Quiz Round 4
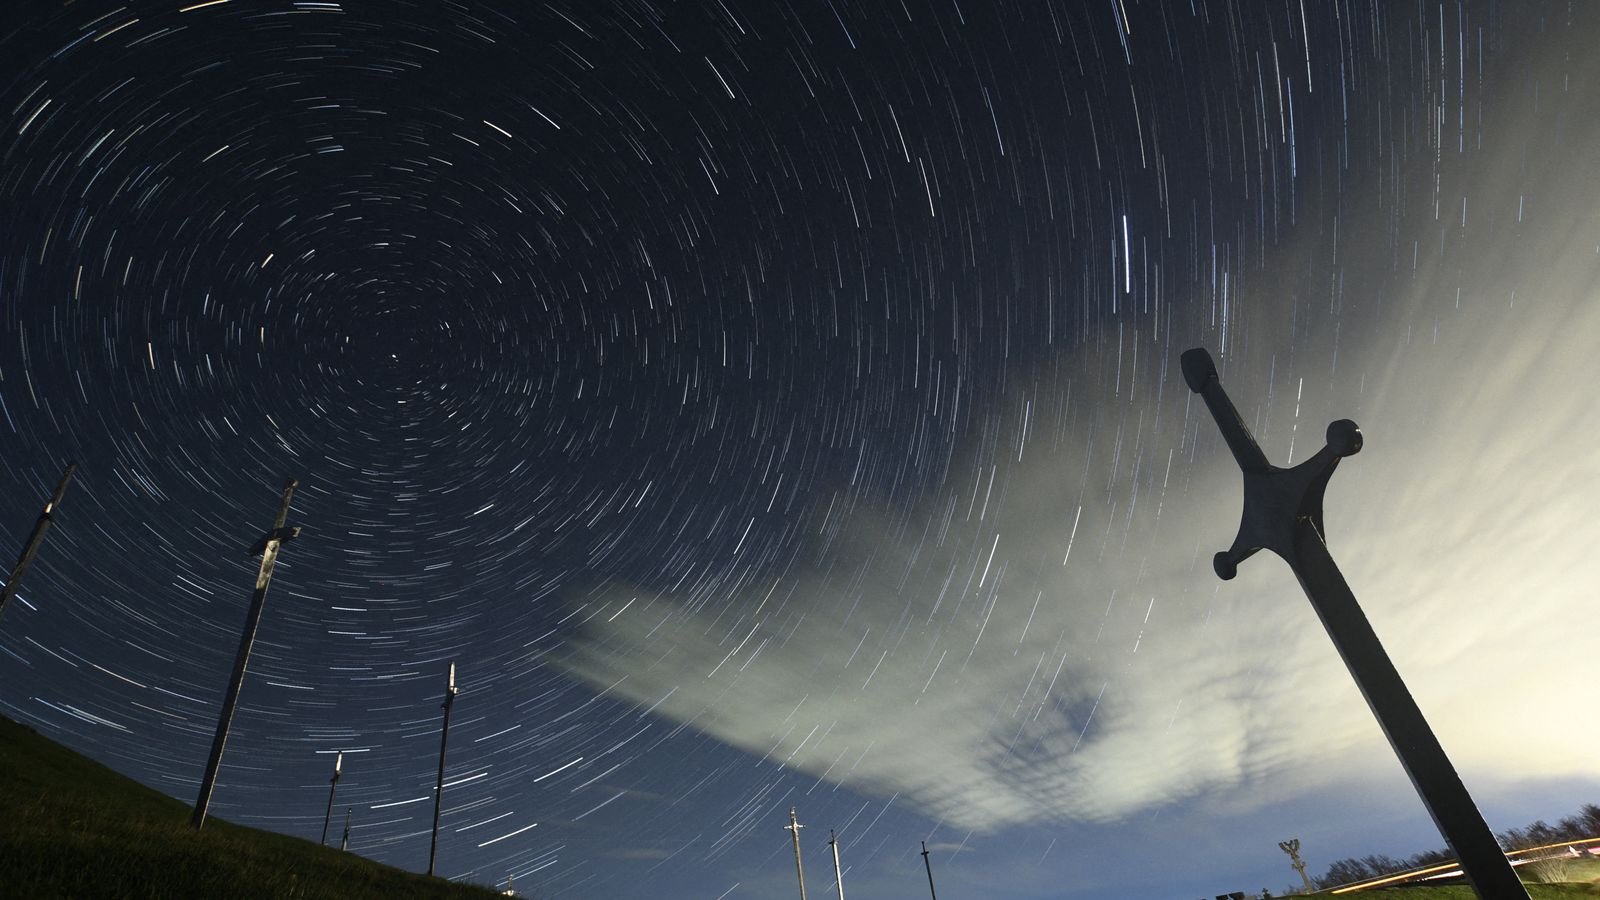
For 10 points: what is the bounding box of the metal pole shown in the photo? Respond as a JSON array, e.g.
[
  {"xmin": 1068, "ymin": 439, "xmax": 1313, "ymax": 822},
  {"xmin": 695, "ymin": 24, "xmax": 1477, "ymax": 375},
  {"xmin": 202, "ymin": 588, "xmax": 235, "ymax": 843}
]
[
  {"xmin": 786, "ymin": 807, "xmax": 808, "ymax": 900},
  {"xmin": 322, "ymin": 751, "xmax": 343, "ymax": 846},
  {"xmin": 921, "ymin": 841, "xmax": 939, "ymax": 900},
  {"xmin": 192, "ymin": 477, "xmax": 301, "ymax": 830},
  {"xmin": 1181, "ymin": 348, "xmax": 1528, "ymax": 899},
  {"xmin": 428, "ymin": 660, "xmax": 459, "ymax": 877},
  {"xmin": 0, "ymin": 461, "xmax": 76, "ymax": 627},
  {"xmin": 341, "ymin": 807, "xmax": 351, "ymax": 851},
  {"xmin": 829, "ymin": 829, "xmax": 846, "ymax": 900}
]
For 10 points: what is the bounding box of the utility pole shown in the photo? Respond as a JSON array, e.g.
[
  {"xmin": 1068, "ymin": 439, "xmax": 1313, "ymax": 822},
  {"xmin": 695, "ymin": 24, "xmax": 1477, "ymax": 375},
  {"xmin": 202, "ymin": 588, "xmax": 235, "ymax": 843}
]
[
  {"xmin": 428, "ymin": 660, "xmax": 459, "ymax": 877},
  {"xmin": 192, "ymin": 477, "xmax": 301, "ymax": 830},
  {"xmin": 1182, "ymin": 348, "xmax": 1528, "ymax": 899},
  {"xmin": 0, "ymin": 460, "xmax": 76, "ymax": 628},
  {"xmin": 785, "ymin": 806, "xmax": 808, "ymax": 900},
  {"xmin": 321, "ymin": 751, "xmax": 343, "ymax": 846},
  {"xmin": 340, "ymin": 807, "xmax": 352, "ymax": 851},
  {"xmin": 1278, "ymin": 839, "xmax": 1314, "ymax": 894},
  {"xmin": 829, "ymin": 829, "xmax": 846, "ymax": 900}
]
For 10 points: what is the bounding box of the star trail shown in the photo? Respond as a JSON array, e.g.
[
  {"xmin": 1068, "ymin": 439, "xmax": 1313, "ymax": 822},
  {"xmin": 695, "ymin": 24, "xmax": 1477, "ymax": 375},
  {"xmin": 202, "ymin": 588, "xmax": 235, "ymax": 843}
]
[{"xmin": 2, "ymin": 2, "xmax": 1598, "ymax": 897}]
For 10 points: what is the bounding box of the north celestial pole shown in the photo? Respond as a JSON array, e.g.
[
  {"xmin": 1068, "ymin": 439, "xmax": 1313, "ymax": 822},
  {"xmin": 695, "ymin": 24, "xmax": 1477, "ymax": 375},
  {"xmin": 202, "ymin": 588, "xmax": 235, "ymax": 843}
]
[{"xmin": 1, "ymin": 2, "xmax": 1598, "ymax": 899}]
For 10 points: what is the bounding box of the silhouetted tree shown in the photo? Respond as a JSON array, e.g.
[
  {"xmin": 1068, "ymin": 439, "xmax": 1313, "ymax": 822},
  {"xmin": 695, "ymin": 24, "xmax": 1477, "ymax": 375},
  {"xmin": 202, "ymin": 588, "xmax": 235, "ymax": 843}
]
[
  {"xmin": 1314, "ymin": 800, "xmax": 1599, "ymax": 889},
  {"xmin": 1584, "ymin": 805, "xmax": 1600, "ymax": 832},
  {"xmin": 1314, "ymin": 858, "xmax": 1377, "ymax": 888},
  {"xmin": 1498, "ymin": 813, "xmax": 1598, "ymax": 851}
]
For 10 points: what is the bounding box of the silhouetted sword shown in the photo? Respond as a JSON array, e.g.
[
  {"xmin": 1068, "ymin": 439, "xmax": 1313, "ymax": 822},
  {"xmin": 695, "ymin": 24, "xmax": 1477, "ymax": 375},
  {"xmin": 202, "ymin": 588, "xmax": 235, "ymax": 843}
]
[
  {"xmin": 1182, "ymin": 347, "xmax": 1526, "ymax": 899},
  {"xmin": 786, "ymin": 807, "xmax": 809, "ymax": 900},
  {"xmin": 192, "ymin": 477, "xmax": 301, "ymax": 829},
  {"xmin": 0, "ymin": 461, "xmax": 76, "ymax": 627}
]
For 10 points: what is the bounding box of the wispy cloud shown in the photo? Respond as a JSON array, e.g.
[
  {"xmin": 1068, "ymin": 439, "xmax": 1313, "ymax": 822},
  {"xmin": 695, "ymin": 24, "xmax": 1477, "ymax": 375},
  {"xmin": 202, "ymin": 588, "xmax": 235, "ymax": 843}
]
[{"xmin": 552, "ymin": 36, "xmax": 1600, "ymax": 833}]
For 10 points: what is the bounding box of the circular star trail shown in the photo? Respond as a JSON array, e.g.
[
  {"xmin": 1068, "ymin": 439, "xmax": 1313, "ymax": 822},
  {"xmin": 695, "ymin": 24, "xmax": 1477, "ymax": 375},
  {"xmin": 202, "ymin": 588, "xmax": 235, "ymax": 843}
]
[{"xmin": 3, "ymin": 2, "xmax": 1599, "ymax": 897}]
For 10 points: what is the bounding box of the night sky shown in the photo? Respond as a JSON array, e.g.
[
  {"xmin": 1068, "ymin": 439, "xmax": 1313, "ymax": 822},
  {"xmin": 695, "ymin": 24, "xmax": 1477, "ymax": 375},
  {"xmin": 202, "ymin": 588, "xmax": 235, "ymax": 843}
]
[{"xmin": 2, "ymin": 1, "xmax": 1598, "ymax": 897}]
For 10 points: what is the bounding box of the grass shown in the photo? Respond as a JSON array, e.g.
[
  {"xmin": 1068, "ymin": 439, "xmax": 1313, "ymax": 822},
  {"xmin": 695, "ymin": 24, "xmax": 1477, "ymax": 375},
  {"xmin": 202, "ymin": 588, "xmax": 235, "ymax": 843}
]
[
  {"xmin": 0, "ymin": 715, "xmax": 503, "ymax": 899},
  {"xmin": 1340, "ymin": 888, "xmax": 1600, "ymax": 898},
  {"xmin": 1527, "ymin": 858, "xmax": 1600, "ymax": 885},
  {"xmin": 1317, "ymin": 851, "xmax": 1600, "ymax": 897},
  {"xmin": 7, "ymin": 714, "xmax": 1596, "ymax": 900}
]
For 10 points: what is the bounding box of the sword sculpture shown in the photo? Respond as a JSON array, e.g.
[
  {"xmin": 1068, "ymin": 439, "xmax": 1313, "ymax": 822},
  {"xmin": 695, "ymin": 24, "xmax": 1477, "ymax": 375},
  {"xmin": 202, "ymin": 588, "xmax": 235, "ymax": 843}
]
[
  {"xmin": 192, "ymin": 477, "xmax": 301, "ymax": 829},
  {"xmin": 322, "ymin": 751, "xmax": 343, "ymax": 847},
  {"xmin": 1278, "ymin": 838, "xmax": 1313, "ymax": 895},
  {"xmin": 1181, "ymin": 348, "xmax": 1526, "ymax": 898},
  {"xmin": 429, "ymin": 660, "xmax": 459, "ymax": 876},
  {"xmin": 0, "ymin": 461, "xmax": 77, "ymax": 628},
  {"xmin": 828, "ymin": 829, "xmax": 846, "ymax": 900},
  {"xmin": 786, "ymin": 807, "xmax": 808, "ymax": 900}
]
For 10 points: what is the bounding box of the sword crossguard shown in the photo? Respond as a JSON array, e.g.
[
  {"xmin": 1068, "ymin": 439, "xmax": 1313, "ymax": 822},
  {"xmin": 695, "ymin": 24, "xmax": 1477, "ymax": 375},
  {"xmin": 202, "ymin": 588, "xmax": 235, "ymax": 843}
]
[
  {"xmin": 247, "ymin": 525, "xmax": 302, "ymax": 558},
  {"xmin": 1182, "ymin": 348, "xmax": 1361, "ymax": 580}
]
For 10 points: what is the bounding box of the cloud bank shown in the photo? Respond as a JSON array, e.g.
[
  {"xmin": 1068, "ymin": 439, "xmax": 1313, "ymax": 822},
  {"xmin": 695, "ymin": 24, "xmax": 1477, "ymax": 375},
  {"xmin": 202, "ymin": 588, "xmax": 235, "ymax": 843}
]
[{"xmin": 551, "ymin": 27, "xmax": 1600, "ymax": 832}]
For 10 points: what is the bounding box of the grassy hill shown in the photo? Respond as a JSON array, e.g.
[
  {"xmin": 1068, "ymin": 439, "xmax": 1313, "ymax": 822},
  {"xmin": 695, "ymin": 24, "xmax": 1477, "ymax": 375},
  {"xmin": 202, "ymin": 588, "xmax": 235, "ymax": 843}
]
[
  {"xmin": 6, "ymin": 714, "xmax": 1598, "ymax": 900},
  {"xmin": 0, "ymin": 715, "xmax": 502, "ymax": 899}
]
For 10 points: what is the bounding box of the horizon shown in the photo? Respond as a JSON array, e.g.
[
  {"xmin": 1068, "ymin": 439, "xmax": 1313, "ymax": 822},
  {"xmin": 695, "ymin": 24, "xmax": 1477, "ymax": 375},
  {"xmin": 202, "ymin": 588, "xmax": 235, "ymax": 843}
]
[{"xmin": 2, "ymin": 1, "xmax": 1598, "ymax": 898}]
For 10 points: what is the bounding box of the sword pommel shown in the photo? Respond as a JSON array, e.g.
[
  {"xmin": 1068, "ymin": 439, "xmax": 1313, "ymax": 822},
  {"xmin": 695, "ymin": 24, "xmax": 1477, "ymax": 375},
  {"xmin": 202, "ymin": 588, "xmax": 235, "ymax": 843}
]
[
  {"xmin": 1181, "ymin": 347, "xmax": 1218, "ymax": 393},
  {"xmin": 1327, "ymin": 419, "xmax": 1363, "ymax": 457}
]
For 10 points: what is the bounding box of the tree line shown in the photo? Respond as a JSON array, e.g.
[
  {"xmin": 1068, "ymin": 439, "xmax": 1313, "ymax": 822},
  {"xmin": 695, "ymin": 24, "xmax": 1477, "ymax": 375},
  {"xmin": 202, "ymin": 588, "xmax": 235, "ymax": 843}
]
[{"xmin": 1310, "ymin": 802, "xmax": 1600, "ymax": 889}]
